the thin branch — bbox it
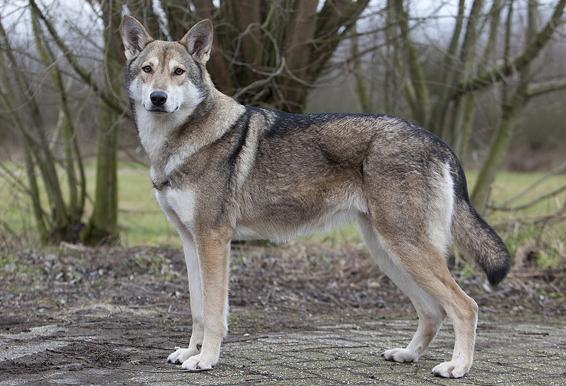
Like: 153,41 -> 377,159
489,184 -> 566,212
29,0 -> 127,115
527,78 -> 566,97
501,161 -> 566,206
454,0 -> 566,97
233,58 -> 285,100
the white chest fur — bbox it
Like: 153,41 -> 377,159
155,187 -> 198,232
136,107 -> 188,165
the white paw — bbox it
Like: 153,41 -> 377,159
167,347 -> 200,364
432,360 -> 470,378
382,348 -> 419,363
181,352 -> 217,371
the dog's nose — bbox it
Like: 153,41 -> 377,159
150,91 -> 168,107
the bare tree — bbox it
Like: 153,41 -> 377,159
1,0 -> 565,245
471,0 -> 566,211
0,9 -> 86,243
0,0 -> 373,244
159,0 -> 370,112
358,0 -> 566,213
82,0 -> 123,245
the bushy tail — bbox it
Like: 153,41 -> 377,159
451,199 -> 511,286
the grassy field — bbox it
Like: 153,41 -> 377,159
0,162 -> 565,257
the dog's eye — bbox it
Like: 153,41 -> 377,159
142,65 -> 152,73
174,68 -> 185,76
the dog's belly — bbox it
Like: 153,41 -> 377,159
155,184 -> 367,243
234,208 -> 362,243
236,187 -> 368,242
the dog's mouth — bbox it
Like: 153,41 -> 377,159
146,106 -> 180,114
147,107 -> 169,114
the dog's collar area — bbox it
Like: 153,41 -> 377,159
152,178 -> 171,191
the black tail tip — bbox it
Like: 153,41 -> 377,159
487,258 -> 511,287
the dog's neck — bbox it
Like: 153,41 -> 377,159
134,88 -> 245,184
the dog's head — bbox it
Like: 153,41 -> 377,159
120,16 -> 213,116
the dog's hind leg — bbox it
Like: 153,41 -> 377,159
364,212 -> 478,378
397,243 -> 477,378
358,215 -> 445,363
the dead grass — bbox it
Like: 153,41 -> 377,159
1,243 -> 565,320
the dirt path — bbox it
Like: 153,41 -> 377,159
1,303 -> 565,385
1,244 -> 565,384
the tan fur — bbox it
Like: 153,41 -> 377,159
181,230 -> 231,370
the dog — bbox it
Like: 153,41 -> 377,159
120,15 -> 511,378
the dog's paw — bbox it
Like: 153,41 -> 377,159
381,348 -> 419,363
167,347 -> 199,364
431,360 -> 470,378
181,352 -> 217,371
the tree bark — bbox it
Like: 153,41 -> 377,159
82,0 -> 122,245
450,0 -> 484,153
471,0 -> 538,212
392,0 -> 430,125
351,23 -> 372,112
430,0 -> 466,134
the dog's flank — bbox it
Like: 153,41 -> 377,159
121,15 -> 511,378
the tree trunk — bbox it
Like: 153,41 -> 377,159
82,0 -> 122,245
392,0 -> 430,125
351,24 -> 372,112
471,104 -> 518,212
446,0 -> 484,150
430,0 -> 466,133
471,0 -> 537,212
82,105 -> 119,245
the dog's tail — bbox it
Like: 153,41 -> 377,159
450,165 -> 511,286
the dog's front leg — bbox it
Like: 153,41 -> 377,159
181,231 -> 230,371
167,230 -> 204,364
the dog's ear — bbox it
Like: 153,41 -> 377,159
121,16 -> 153,61
182,19 -> 213,64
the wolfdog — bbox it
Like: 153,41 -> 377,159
120,16 -> 510,378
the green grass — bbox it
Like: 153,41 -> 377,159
467,170 -> 565,218
0,161 -> 178,247
1,163 -> 565,259
116,163 -> 178,246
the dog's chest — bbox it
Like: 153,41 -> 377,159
155,187 -> 198,231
